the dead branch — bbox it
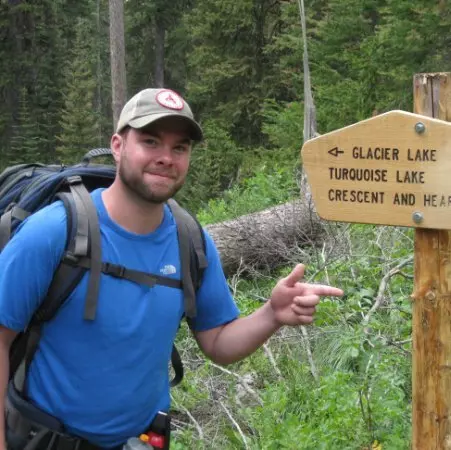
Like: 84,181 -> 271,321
300,326 -> 319,381
171,399 -> 204,441
362,256 -> 414,327
219,400 -> 249,450
263,342 -> 283,380
210,363 -> 263,406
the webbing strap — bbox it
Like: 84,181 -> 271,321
13,325 -> 41,394
38,262 -> 86,323
12,205 -> 30,221
168,199 -> 207,271
59,191 -> 89,257
170,345 -> 184,387
67,179 -> 102,321
167,200 -> 200,319
0,210 -> 12,251
63,256 -> 182,290
23,429 -> 52,450
0,206 -> 31,251
102,262 -> 182,289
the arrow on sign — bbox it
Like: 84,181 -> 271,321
328,147 -> 344,157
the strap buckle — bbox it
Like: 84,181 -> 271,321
66,175 -> 82,185
4,202 -> 16,213
104,263 -> 126,279
63,252 -> 79,265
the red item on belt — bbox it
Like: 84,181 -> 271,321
148,431 -> 165,449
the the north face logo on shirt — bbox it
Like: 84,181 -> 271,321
160,264 -> 177,276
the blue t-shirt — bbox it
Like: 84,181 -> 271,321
0,189 -> 239,448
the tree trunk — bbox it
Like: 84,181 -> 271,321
205,198 -> 325,276
109,0 -> 127,131
154,20 -> 165,88
96,0 -> 103,146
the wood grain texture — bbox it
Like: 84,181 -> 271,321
412,72 -> 451,450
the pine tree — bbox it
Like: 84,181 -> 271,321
8,87 -> 41,165
0,2 -> 14,170
0,1 -> 39,168
32,0 -> 68,163
184,0 -> 283,146
125,0 -> 195,93
369,0 -> 451,112
93,0 -> 113,145
56,17 -> 100,165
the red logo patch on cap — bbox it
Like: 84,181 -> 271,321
156,90 -> 184,110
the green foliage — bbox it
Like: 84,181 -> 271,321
307,0 -> 384,132
185,0 -> 284,146
243,371 -> 373,449
171,253 -> 413,448
196,164 -> 298,225
0,0 -> 110,168
9,88 -> 41,165
125,0 -> 194,92
31,1 -> 68,163
172,187 -> 414,448
56,17 -> 101,165
261,100 -> 303,154
178,120 -> 244,212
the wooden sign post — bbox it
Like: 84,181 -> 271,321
301,72 -> 451,449
412,73 -> 451,450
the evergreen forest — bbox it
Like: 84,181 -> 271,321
2,0 -> 450,448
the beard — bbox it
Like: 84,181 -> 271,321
118,156 -> 185,204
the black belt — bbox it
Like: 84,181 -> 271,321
6,381 -> 170,450
5,406 -> 118,450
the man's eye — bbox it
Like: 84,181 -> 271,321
145,139 -> 157,145
175,146 -> 189,153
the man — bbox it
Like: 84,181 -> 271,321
0,88 -> 343,449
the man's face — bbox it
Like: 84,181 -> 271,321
114,117 -> 193,204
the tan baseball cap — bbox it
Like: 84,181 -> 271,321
116,88 -> 203,141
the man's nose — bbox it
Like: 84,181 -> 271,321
155,145 -> 173,164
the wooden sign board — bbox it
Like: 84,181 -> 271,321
301,110 -> 451,229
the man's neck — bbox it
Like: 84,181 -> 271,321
101,182 -> 165,235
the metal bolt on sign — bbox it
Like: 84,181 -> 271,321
415,122 -> 426,134
412,211 -> 424,224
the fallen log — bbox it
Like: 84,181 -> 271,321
205,197 -> 326,276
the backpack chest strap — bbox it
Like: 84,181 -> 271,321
63,254 -> 182,290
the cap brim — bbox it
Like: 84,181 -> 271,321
128,113 -> 203,142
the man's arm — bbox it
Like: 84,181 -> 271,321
194,264 -> 343,365
194,301 -> 280,365
0,204 -> 67,450
0,326 -> 18,450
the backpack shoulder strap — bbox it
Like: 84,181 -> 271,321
167,199 -> 207,321
166,199 -> 208,388
0,205 -> 30,251
12,182 -> 90,393
35,190 -> 87,324
63,177 -> 103,321
12,178 -> 106,393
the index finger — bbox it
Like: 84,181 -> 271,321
297,283 -> 344,297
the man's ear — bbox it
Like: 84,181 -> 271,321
110,133 -> 122,164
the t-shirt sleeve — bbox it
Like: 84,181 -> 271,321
191,230 -> 240,332
0,203 -> 67,332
